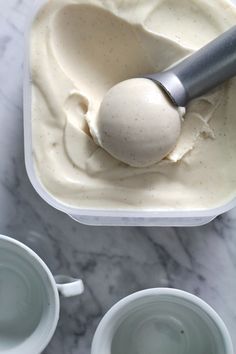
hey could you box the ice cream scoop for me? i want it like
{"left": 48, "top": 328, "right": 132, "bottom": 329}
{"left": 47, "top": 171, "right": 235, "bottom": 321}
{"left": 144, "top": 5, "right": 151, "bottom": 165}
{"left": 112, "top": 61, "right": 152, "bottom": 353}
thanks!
{"left": 96, "top": 26, "right": 236, "bottom": 168}
{"left": 96, "top": 79, "right": 184, "bottom": 167}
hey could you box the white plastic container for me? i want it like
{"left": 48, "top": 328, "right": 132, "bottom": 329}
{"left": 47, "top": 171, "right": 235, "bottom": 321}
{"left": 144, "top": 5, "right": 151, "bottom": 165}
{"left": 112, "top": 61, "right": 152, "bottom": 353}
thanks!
{"left": 24, "top": 0, "right": 236, "bottom": 227}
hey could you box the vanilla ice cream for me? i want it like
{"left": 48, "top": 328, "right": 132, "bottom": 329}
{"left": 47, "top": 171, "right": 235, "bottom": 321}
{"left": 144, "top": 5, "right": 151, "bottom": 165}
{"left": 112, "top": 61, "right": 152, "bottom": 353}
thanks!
{"left": 30, "top": 0, "right": 236, "bottom": 210}
{"left": 95, "top": 78, "right": 183, "bottom": 167}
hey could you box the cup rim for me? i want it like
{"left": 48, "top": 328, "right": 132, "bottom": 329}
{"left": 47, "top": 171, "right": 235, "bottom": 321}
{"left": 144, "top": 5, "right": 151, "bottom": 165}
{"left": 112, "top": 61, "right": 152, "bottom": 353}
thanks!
{"left": 91, "top": 288, "right": 234, "bottom": 354}
{"left": 0, "top": 234, "right": 60, "bottom": 354}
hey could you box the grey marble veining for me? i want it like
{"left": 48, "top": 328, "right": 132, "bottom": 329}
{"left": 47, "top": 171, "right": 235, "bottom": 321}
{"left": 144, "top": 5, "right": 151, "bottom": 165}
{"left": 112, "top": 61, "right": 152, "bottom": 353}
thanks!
{"left": 0, "top": 1, "right": 236, "bottom": 353}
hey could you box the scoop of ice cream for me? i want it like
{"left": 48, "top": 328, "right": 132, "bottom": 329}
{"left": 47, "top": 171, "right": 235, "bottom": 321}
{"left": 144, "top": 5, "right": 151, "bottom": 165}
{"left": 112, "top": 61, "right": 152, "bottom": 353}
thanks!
{"left": 95, "top": 78, "right": 184, "bottom": 167}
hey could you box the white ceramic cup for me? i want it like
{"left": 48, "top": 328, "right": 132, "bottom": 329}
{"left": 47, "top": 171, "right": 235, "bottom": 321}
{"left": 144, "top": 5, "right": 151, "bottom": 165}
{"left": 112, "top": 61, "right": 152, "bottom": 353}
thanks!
{"left": 0, "top": 235, "right": 84, "bottom": 354}
{"left": 91, "top": 288, "right": 234, "bottom": 354}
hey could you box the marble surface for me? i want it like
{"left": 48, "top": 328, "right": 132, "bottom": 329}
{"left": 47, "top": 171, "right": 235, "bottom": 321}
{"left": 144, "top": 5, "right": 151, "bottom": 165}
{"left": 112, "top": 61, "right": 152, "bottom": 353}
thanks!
{"left": 0, "top": 1, "right": 236, "bottom": 353}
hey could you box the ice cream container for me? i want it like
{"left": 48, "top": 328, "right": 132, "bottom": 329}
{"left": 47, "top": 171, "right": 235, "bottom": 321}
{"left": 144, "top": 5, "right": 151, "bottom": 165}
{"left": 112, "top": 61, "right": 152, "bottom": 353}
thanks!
{"left": 24, "top": 0, "right": 236, "bottom": 226}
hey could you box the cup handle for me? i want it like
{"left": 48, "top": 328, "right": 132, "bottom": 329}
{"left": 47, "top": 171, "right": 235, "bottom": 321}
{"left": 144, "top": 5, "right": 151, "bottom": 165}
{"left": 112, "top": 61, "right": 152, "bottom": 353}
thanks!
{"left": 54, "top": 275, "right": 84, "bottom": 298}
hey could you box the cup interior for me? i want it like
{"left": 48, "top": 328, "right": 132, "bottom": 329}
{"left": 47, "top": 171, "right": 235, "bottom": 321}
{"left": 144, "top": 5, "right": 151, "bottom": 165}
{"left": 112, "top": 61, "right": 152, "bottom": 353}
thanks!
{"left": 95, "top": 290, "right": 231, "bottom": 354}
{"left": 0, "top": 237, "right": 59, "bottom": 354}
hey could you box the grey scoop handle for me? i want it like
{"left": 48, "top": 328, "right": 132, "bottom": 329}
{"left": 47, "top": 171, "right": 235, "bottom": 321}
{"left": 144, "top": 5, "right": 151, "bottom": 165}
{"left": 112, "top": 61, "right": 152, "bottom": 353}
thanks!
{"left": 147, "top": 26, "right": 236, "bottom": 107}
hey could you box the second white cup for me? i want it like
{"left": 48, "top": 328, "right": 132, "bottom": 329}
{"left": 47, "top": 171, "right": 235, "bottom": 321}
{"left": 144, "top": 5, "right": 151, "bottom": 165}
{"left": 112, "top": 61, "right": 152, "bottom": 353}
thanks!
{"left": 0, "top": 235, "right": 84, "bottom": 354}
{"left": 91, "top": 288, "right": 234, "bottom": 354}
